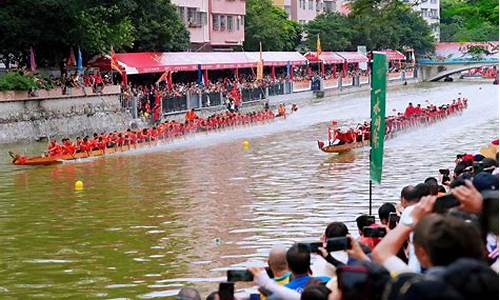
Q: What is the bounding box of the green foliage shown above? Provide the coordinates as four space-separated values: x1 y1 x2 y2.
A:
77 5 135 54
0 0 189 67
244 0 302 51
440 0 498 41
130 0 190 52
305 13 355 51
0 72 38 91
304 0 435 54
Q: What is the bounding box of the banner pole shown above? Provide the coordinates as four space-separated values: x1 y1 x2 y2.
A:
369 179 373 215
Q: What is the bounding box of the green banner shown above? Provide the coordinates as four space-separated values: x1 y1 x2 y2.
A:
370 53 387 184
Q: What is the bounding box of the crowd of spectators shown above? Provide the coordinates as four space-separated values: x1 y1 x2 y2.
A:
176 141 499 300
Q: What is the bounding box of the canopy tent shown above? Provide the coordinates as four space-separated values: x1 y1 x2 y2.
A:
304 52 344 64
88 52 308 75
378 50 406 61
334 52 369 64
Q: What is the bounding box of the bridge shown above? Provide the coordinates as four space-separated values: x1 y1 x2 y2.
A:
418 61 498 81
416 42 499 81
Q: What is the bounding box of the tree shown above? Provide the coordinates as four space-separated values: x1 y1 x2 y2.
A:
348 0 435 54
0 0 188 67
127 0 190 52
305 13 355 51
440 0 498 42
244 0 302 51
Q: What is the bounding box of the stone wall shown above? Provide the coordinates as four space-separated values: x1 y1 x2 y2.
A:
0 91 133 144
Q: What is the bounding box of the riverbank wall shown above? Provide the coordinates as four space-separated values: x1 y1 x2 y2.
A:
0 78 417 144
0 86 134 144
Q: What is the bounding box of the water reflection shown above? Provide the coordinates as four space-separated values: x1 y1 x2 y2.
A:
0 82 497 298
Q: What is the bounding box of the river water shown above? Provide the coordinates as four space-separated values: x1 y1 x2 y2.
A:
0 81 497 299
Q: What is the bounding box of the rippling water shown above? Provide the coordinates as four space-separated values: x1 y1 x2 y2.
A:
0 81 497 298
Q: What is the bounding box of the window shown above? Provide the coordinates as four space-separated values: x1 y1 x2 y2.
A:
284 5 291 17
324 1 334 12
227 15 233 32
421 8 428 17
177 7 185 23
308 0 313 10
220 15 226 31
240 15 244 26
316 0 322 11
212 14 219 31
187 8 198 27
430 0 437 3
236 16 240 30
430 9 438 18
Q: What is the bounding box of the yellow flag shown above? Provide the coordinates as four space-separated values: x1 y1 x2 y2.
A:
316 34 321 59
257 42 264 80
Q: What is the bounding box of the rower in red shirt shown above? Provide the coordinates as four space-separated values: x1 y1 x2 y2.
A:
96 137 106 153
80 136 92 155
404 102 415 117
62 138 76 156
48 139 62 157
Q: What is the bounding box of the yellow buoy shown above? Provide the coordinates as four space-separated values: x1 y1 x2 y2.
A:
74 180 84 191
242 140 250 149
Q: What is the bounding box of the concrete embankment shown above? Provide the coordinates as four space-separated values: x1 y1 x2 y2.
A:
0 79 417 144
0 87 133 144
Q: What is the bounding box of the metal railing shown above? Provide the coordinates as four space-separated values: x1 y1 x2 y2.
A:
241 87 264 102
162 95 188 113
202 92 223 107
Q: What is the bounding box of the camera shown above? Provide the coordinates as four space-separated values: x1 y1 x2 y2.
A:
362 227 387 238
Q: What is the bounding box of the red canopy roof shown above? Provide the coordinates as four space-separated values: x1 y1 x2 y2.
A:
379 50 406 61
304 52 344 64
93 52 307 74
335 52 369 63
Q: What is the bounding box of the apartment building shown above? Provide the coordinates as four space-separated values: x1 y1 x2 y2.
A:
272 0 350 23
403 0 441 40
172 0 246 50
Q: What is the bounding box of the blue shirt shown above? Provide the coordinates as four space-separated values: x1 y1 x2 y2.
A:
284 274 331 293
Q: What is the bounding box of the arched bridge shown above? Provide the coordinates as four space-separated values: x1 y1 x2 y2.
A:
417 42 499 81
418 62 498 81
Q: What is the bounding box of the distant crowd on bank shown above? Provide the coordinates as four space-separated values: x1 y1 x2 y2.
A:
176 140 499 300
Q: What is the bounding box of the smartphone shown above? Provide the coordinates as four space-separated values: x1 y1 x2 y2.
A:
298 242 323 253
325 237 352 251
362 227 387 238
388 212 400 229
218 282 234 300
227 270 254 282
482 190 499 234
433 194 460 214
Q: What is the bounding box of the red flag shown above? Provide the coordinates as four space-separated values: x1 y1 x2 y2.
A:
156 71 170 84
67 47 76 67
29 47 37 72
110 47 128 87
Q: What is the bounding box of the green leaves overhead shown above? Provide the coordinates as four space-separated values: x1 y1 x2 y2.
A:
305 0 435 55
440 0 498 41
244 0 302 51
0 0 189 66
